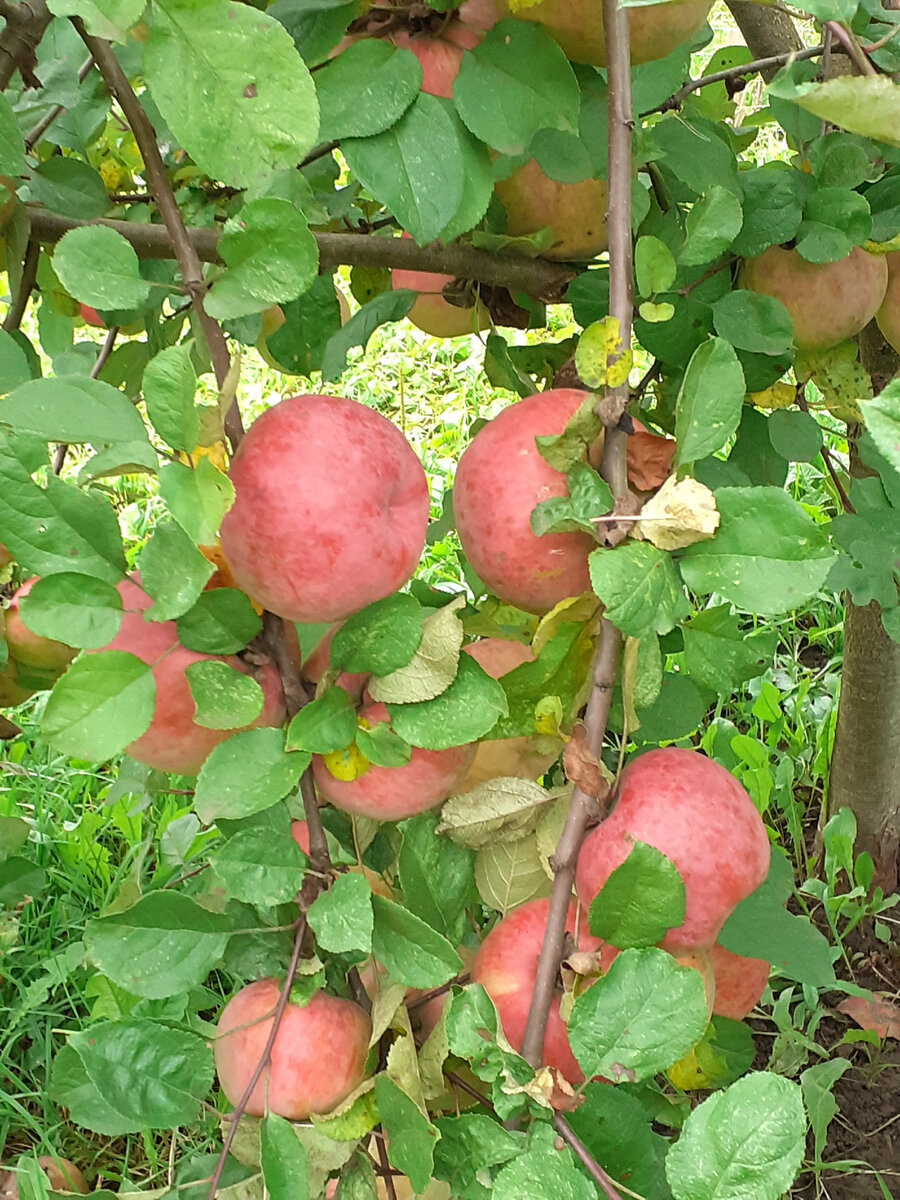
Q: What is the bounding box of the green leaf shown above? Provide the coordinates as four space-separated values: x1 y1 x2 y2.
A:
652 116 741 198
475 833 551 914
680 487 836 615
0 93 26 175
316 40 421 141
801 1058 851 1165
665 1072 806 1200
683 605 777 694
308 872 373 954
589 841 686 949
0 329 32 397
206 199 319 321
342 93 463 245
675 338 746 467
52 226 151 310
793 75 900 149
68 1020 213 1129
711 291 794 356
186 660 264 730
138 520 215 620
371 894 461 988
176 589 262 655
194 727 308 823
565 1083 671 1200
0 857 47 907
0 376 150 445
159 458 235 547
41 652 155 761
49 1045 136 1136
373 1076 439 1194
321 289 415 381
796 187 872 264
635 235 677 298
731 164 806 259
768 409 824 463
568 948 710 1083
47 0 144 40
452 20 579 156
261 1112 310 1200
368 595 464 704
146 0 319 191
433 1113 523 1198
0 452 127 582
679 186 743 266
387 652 508 750
588 542 690 639
493 1124 595 1200
286 687 358 754
860 383 900 474
85 892 232 999
212 827 307 906
355 721 411 768
398 811 475 940
19 573 123 649
143 345 200 453
29 157 109 219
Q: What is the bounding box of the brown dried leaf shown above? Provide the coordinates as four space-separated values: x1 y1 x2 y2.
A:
563 725 609 800
627 420 676 491
837 994 900 1040
632 475 719 551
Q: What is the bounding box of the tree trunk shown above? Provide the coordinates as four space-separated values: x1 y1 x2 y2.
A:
726 1 802 73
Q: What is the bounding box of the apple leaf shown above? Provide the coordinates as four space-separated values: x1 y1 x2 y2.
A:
588 541 691 639
0 376 151 446
308 872 373 955
176 589 262 655
52 226 151 310
315 40 422 142
371 895 461 988
194 728 310 822
212 826 307 906
373 1076 438 1195
142 345 201 454
675 337 746 467
19 573 122 649
387 653 508 750
158 458 235 547
41 652 155 761
589 841 686 949
186 660 264 730
261 1113 310 1200
329 593 424 676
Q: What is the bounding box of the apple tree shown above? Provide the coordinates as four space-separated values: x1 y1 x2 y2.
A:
0 0 898 1196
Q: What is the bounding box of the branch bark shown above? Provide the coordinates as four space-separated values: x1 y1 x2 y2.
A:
0 0 51 90
26 207 578 297
726 1 802 71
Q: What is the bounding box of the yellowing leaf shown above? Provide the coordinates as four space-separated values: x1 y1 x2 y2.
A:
795 76 900 148
474 833 551 914
575 317 633 390
532 591 600 656
437 777 562 848
749 383 795 411
369 595 464 704
632 476 720 551
321 742 370 782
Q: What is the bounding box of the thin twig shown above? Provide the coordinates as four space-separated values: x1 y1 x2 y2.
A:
1 238 39 333
207 918 308 1200
71 21 242 445
795 389 854 514
406 973 471 1011
26 208 578 296
553 1114 626 1200
299 139 339 169
445 1070 496 1115
642 43 824 115
24 53 94 149
53 322 119 474
824 21 877 74
375 1131 397 1200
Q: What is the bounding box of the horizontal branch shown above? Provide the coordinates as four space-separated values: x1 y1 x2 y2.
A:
643 43 824 115
27 207 577 296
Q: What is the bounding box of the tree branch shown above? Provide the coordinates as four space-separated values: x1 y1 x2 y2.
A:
71 21 242 444
1 237 39 333
0 0 51 91
26 207 578 297
644 44 824 115
553 1113 626 1200
726 0 802 71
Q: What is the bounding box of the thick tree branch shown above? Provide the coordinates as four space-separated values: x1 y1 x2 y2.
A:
26 208 578 297
726 0 802 71
0 0 50 90
71 22 242 444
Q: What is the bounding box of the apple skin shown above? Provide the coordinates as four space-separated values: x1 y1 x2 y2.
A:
471 897 601 1083
495 160 609 261
214 978 372 1119
219 395 430 624
740 245 888 354
454 639 561 790
80 304 106 328
498 0 712 66
393 231 490 339
453 388 596 613
875 250 900 353
708 942 769 1020
576 748 770 953
37 1159 88 1195
5 577 77 674
312 700 476 821
96 576 285 775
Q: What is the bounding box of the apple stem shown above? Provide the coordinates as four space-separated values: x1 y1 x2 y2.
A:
206 916 309 1200
71 20 245 450
519 0 632 1076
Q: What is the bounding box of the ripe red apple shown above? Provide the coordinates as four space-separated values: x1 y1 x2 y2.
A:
470 897 600 1083
453 388 596 613
4 578 77 675
494 160 609 261
740 245 888 354
498 0 712 66
96 576 285 775
219 395 429 624
875 250 900 353
392 231 490 339
576 748 770 952
707 942 769 1021
80 304 105 328
214 978 371 1119
454 639 561 790
312 700 476 820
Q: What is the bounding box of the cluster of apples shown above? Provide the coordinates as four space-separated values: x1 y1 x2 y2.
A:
213 746 771 1124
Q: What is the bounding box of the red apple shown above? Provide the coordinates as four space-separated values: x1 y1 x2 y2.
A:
80 304 105 328
470 897 600 1083
708 942 769 1021
453 388 596 613
454 639 561 790
494 160 609 261
576 749 770 952
312 700 476 821
741 244 888 354
219 395 429 624
214 978 371 1119
96 576 285 775
498 0 712 66
4 578 77 675
0 543 12 569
